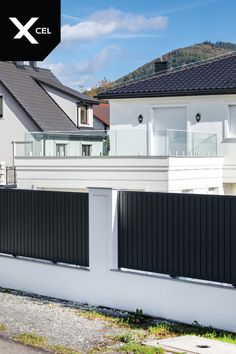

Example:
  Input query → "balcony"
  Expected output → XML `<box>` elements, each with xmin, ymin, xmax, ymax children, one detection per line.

<box><xmin>13</xmin><ymin>129</ymin><xmax>219</xmax><ymax>158</ymax></box>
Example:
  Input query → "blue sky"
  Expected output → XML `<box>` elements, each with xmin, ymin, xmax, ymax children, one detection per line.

<box><xmin>43</xmin><ymin>0</ymin><xmax>236</xmax><ymax>90</ymax></box>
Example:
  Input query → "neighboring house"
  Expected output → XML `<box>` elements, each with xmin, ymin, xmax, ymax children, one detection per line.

<box><xmin>93</xmin><ymin>103</ymin><xmax>110</xmax><ymax>130</ymax></box>
<box><xmin>0</xmin><ymin>60</ymin><xmax>102</xmax><ymax>167</ymax></box>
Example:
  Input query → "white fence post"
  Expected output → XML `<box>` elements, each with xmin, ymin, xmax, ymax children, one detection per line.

<box><xmin>0</xmin><ymin>161</ymin><xmax>6</xmax><ymax>185</ymax></box>
<box><xmin>88</xmin><ymin>188</ymin><xmax>118</xmax><ymax>271</ymax></box>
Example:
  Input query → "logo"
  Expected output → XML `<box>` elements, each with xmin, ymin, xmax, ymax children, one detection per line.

<box><xmin>9</xmin><ymin>17</ymin><xmax>53</xmax><ymax>45</ymax></box>
<box><xmin>10</xmin><ymin>18</ymin><xmax>39</xmax><ymax>44</ymax></box>
<box><xmin>0</xmin><ymin>0</ymin><xmax>61</xmax><ymax>61</ymax></box>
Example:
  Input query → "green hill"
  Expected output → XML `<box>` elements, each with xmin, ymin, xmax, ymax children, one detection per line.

<box><xmin>114</xmin><ymin>41</ymin><xmax>236</xmax><ymax>85</ymax></box>
<box><xmin>85</xmin><ymin>41</ymin><xmax>236</xmax><ymax>99</ymax></box>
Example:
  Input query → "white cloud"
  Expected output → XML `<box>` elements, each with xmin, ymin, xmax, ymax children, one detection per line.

<box><xmin>159</xmin><ymin>0</ymin><xmax>223</xmax><ymax>15</ymax></box>
<box><xmin>110</xmin><ymin>33</ymin><xmax>164</xmax><ymax>39</ymax></box>
<box><xmin>43</xmin><ymin>45</ymin><xmax>119</xmax><ymax>89</ymax></box>
<box><xmin>62</xmin><ymin>14</ymin><xmax>82</xmax><ymax>21</ymax></box>
<box><xmin>61</xmin><ymin>8</ymin><xmax>168</xmax><ymax>43</ymax></box>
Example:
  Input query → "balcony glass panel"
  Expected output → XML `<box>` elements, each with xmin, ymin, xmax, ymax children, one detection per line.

<box><xmin>14</xmin><ymin>129</ymin><xmax>219</xmax><ymax>158</ymax></box>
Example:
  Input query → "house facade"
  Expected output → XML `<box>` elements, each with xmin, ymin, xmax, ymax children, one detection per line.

<box><xmin>97</xmin><ymin>52</ymin><xmax>236</xmax><ymax>195</ymax></box>
<box><xmin>0</xmin><ymin>61</ymin><xmax>105</xmax><ymax>168</ymax></box>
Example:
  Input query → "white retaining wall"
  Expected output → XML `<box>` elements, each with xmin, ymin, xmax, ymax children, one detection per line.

<box><xmin>0</xmin><ymin>188</ymin><xmax>235</xmax><ymax>332</ymax></box>
<box><xmin>15</xmin><ymin>156</ymin><xmax>224</xmax><ymax>194</ymax></box>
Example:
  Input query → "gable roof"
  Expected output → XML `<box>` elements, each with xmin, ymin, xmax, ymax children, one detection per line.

<box><xmin>0</xmin><ymin>62</ymin><xmax>98</xmax><ymax>131</ymax></box>
<box><xmin>98</xmin><ymin>52</ymin><xmax>236</xmax><ymax>99</ymax></box>
<box><xmin>35</xmin><ymin>77</ymin><xmax>98</xmax><ymax>105</ymax></box>
<box><xmin>93</xmin><ymin>104</ymin><xmax>110</xmax><ymax>126</ymax></box>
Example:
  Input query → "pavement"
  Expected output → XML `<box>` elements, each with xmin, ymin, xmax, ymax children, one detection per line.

<box><xmin>0</xmin><ymin>336</ymin><xmax>47</xmax><ymax>354</ymax></box>
<box><xmin>145</xmin><ymin>335</ymin><xmax>236</xmax><ymax>354</ymax></box>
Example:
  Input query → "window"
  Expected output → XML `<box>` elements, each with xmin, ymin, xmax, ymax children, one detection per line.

<box><xmin>0</xmin><ymin>96</ymin><xmax>3</xmax><ymax>118</ymax></box>
<box><xmin>228</xmin><ymin>105</ymin><xmax>236</xmax><ymax>137</ymax></box>
<box><xmin>56</xmin><ymin>144</ymin><xmax>67</xmax><ymax>157</ymax></box>
<box><xmin>182</xmin><ymin>189</ymin><xmax>194</xmax><ymax>194</ymax></box>
<box><xmin>208</xmin><ymin>187</ymin><xmax>218</xmax><ymax>195</ymax></box>
<box><xmin>82</xmin><ymin>144</ymin><xmax>92</xmax><ymax>157</ymax></box>
<box><xmin>80</xmin><ymin>106</ymin><xmax>88</xmax><ymax>125</ymax></box>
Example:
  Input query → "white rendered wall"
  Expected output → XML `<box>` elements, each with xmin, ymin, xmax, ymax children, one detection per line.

<box><xmin>168</xmin><ymin>157</ymin><xmax>224</xmax><ymax>194</ymax></box>
<box><xmin>43</xmin><ymin>85</ymin><xmax>93</xmax><ymax>128</ymax></box>
<box><xmin>14</xmin><ymin>156</ymin><xmax>224</xmax><ymax>194</ymax></box>
<box><xmin>0</xmin><ymin>83</ymin><xmax>39</xmax><ymax>166</ymax></box>
<box><xmin>109</xmin><ymin>95</ymin><xmax>229</xmax><ymax>136</ymax></box>
<box><xmin>0</xmin><ymin>188</ymin><xmax>235</xmax><ymax>332</ymax></box>
<box><xmin>109</xmin><ymin>94</ymin><xmax>236</xmax><ymax>186</ymax></box>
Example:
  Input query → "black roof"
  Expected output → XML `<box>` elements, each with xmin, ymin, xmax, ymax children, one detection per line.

<box><xmin>0</xmin><ymin>62</ymin><xmax>98</xmax><ymax>132</ymax></box>
<box><xmin>98</xmin><ymin>52</ymin><xmax>236</xmax><ymax>99</ymax></box>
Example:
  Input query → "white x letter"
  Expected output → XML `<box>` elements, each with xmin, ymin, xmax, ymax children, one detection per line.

<box><xmin>9</xmin><ymin>17</ymin><xmax>39</xmax><ymax>44</ymax></box>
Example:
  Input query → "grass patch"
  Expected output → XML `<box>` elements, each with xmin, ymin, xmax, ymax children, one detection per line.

<box><xmin>50</xmin><ymin>344</ymin><xmax>81</xmax><ymax>354</ymax></box>
<box><xmin>1</xmin><ymin>288</ymin><xmax>12</xmax><ymax>294</ymax></box>
<box><xmin>0</xmin><ymin>323</ymin><xmax>7</xmax><ymax>331</ymax></box>
<box><xmin>75</xmin><ymin>309</ymin><xmax>130</xmax><ymax>328</ymax></box>
<box><xmin>13</xmin><ymin>333</ymin><xmax>81</xmax><ymax>354</ymax></box>
<box><xmin>76</xmin><ymin>308</ymin><xmax>150</xmax><ymax>329</ymax></box>
<box><xmin>148</xmin><ymin>321</ymin><xmax>236</xmax><ymax>344</ymax></box>
<box><xmin>110</xmin><ymin>331</ymin><xmax>162</xmax><ymax>354</ymax></box>
<box><xmin>119</xmin><ymin>343</ymin><xmax>164</xmax><ymax>353</ymax></box>
<box><xmin>13</xmin><ymin>333</ymin><xmax>47</xmax><ymax>348</ymax></box>
<box><xmin>113</xmin><ymin>331</ymin><xmax>147</xmax><ymax>344</ymax></box>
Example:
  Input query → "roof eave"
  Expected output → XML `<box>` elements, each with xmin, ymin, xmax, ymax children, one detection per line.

<box><xmin>98</xmin><ymin>88</ymin><xmax>236</xmax><ymax>100</ymax></box>
<box><xmin>35</xmin><ymin>78</ymin><xmax>99</xmax><ymax>105</ymax></box>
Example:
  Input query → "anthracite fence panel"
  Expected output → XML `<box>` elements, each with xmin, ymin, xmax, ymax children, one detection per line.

<box><xmin>118</xmin><ymin>191</ymin><xmax>236</xmax><ymax>285</ymax></box>
<box><xmin>0</xmin><ymin>189</ymin><xmax>89</xmax><ymax>266</ymax></box>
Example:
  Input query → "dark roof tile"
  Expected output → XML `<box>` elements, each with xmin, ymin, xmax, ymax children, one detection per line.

<box><xmin>98</xmin><ymin>52</ymin><xmax>236</xmax><ymax>99</ymax></box>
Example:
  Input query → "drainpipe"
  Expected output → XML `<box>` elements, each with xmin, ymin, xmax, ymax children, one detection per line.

<box><xmin>12</xmin><ymin>142</ymin><xmax>15</xmax><ymax>167</ymax></box>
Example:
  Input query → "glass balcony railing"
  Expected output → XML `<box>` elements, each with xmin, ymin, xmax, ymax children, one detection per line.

<box><xmin>153</xmin><ymin>130</ymin><xmax>218</xmax><ymax>157</ymax></box>
<box><xmin>13</xmin><ymin>129</ymin><xmax>219</xmax><ymax>158</ymax></box>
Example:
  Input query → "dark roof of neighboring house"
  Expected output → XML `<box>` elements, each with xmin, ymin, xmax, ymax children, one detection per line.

<box><xmin>93</xmin><ymin>104</ymin><xmax>110</xmax><ymax>126</ymax></box>
<box><xmin>0</xmin><ymin>61</ymin><xmax>98</xmax><ymax>131</ymax></box>
<box><xmin>98</xmin><ymin>52</ymin><xmax>236</xmax><ymax>99</ymax></box>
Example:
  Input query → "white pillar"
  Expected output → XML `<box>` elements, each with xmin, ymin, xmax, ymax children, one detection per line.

<box><xmin>88</xmin><ymin>188</ymin><xmax>118</xmax><ymax>271</ymax></box>
<box><xmin>0</xmin><ymin>161</ymin><xmax>5</xmax><ymax>185</ymax></box>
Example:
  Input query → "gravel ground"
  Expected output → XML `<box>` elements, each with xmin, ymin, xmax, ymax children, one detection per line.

<box><xmin>0</xmin><ymin>288</ymin><xmax>130</xmax><ymax>352</ymax></box>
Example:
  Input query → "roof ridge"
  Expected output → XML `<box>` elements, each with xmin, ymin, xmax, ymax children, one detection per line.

<box><xmin>101</xmin><ymin>50</ymin><xmax>236</xmax><ymax>92</ymax></box>
<box><xmin>26</xmin><ymin>65</ymin><xmax>52</xmax><ymax>72</ymax></box>
<box><xmin>6</xmin><ymin>61</ymin><xmax>52</xmax><ymax>72</ymax></box>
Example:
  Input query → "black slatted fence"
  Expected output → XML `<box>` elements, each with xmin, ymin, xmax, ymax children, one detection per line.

<box><xmin>0</xmin><ymin>189</ymin><xmax>89</xmax><ymax>266</ymax></box>
<box><xmin>118</xmin><ymin>191</ymin><xmax>236</xmax><ymax>285</ymax></box>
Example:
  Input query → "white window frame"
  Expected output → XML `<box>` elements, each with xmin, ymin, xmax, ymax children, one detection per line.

<box><xmin>224</xmin><ymin>103</ymin><xmax>236</xmax><ymax>140</ymax></box>
<box><xmin>148</xmin><ymin>103</ymin><xmax>190</xmax><ymax>156</ymax></box>
<box><xmin>80</xmin><ymin>105</ymin><xmax>88</xmax><ymax>125</ymax></box>
<box><xmin>56</xmin><ymin>143</ymin><xmax>67</xmax><ymax>157</ymax></box>
<box><xmin>82</xmin><ymin>144</ymin><xmax>92</xmax><ymax>157</ymax></box>
<box><xmin>77</xmin><ymin>105</ymin><xmax>93</xmax><ymax>128</ymax></box>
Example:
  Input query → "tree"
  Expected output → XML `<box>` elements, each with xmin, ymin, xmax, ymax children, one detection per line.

<box><xmin>84</xmin><ymin>78</ymin><xmax>113</xmax><ymax>102</ymax></box>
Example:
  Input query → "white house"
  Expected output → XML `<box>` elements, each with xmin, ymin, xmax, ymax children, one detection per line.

<box><xmin>96</xmin><ymin>52</ymin><xmax>236</xmax><ymax>195</ymax></box>
<box><xmin>0</xmin><ymin>60</ymin><xmax>107</xmax><ymax>171</ymax></box>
